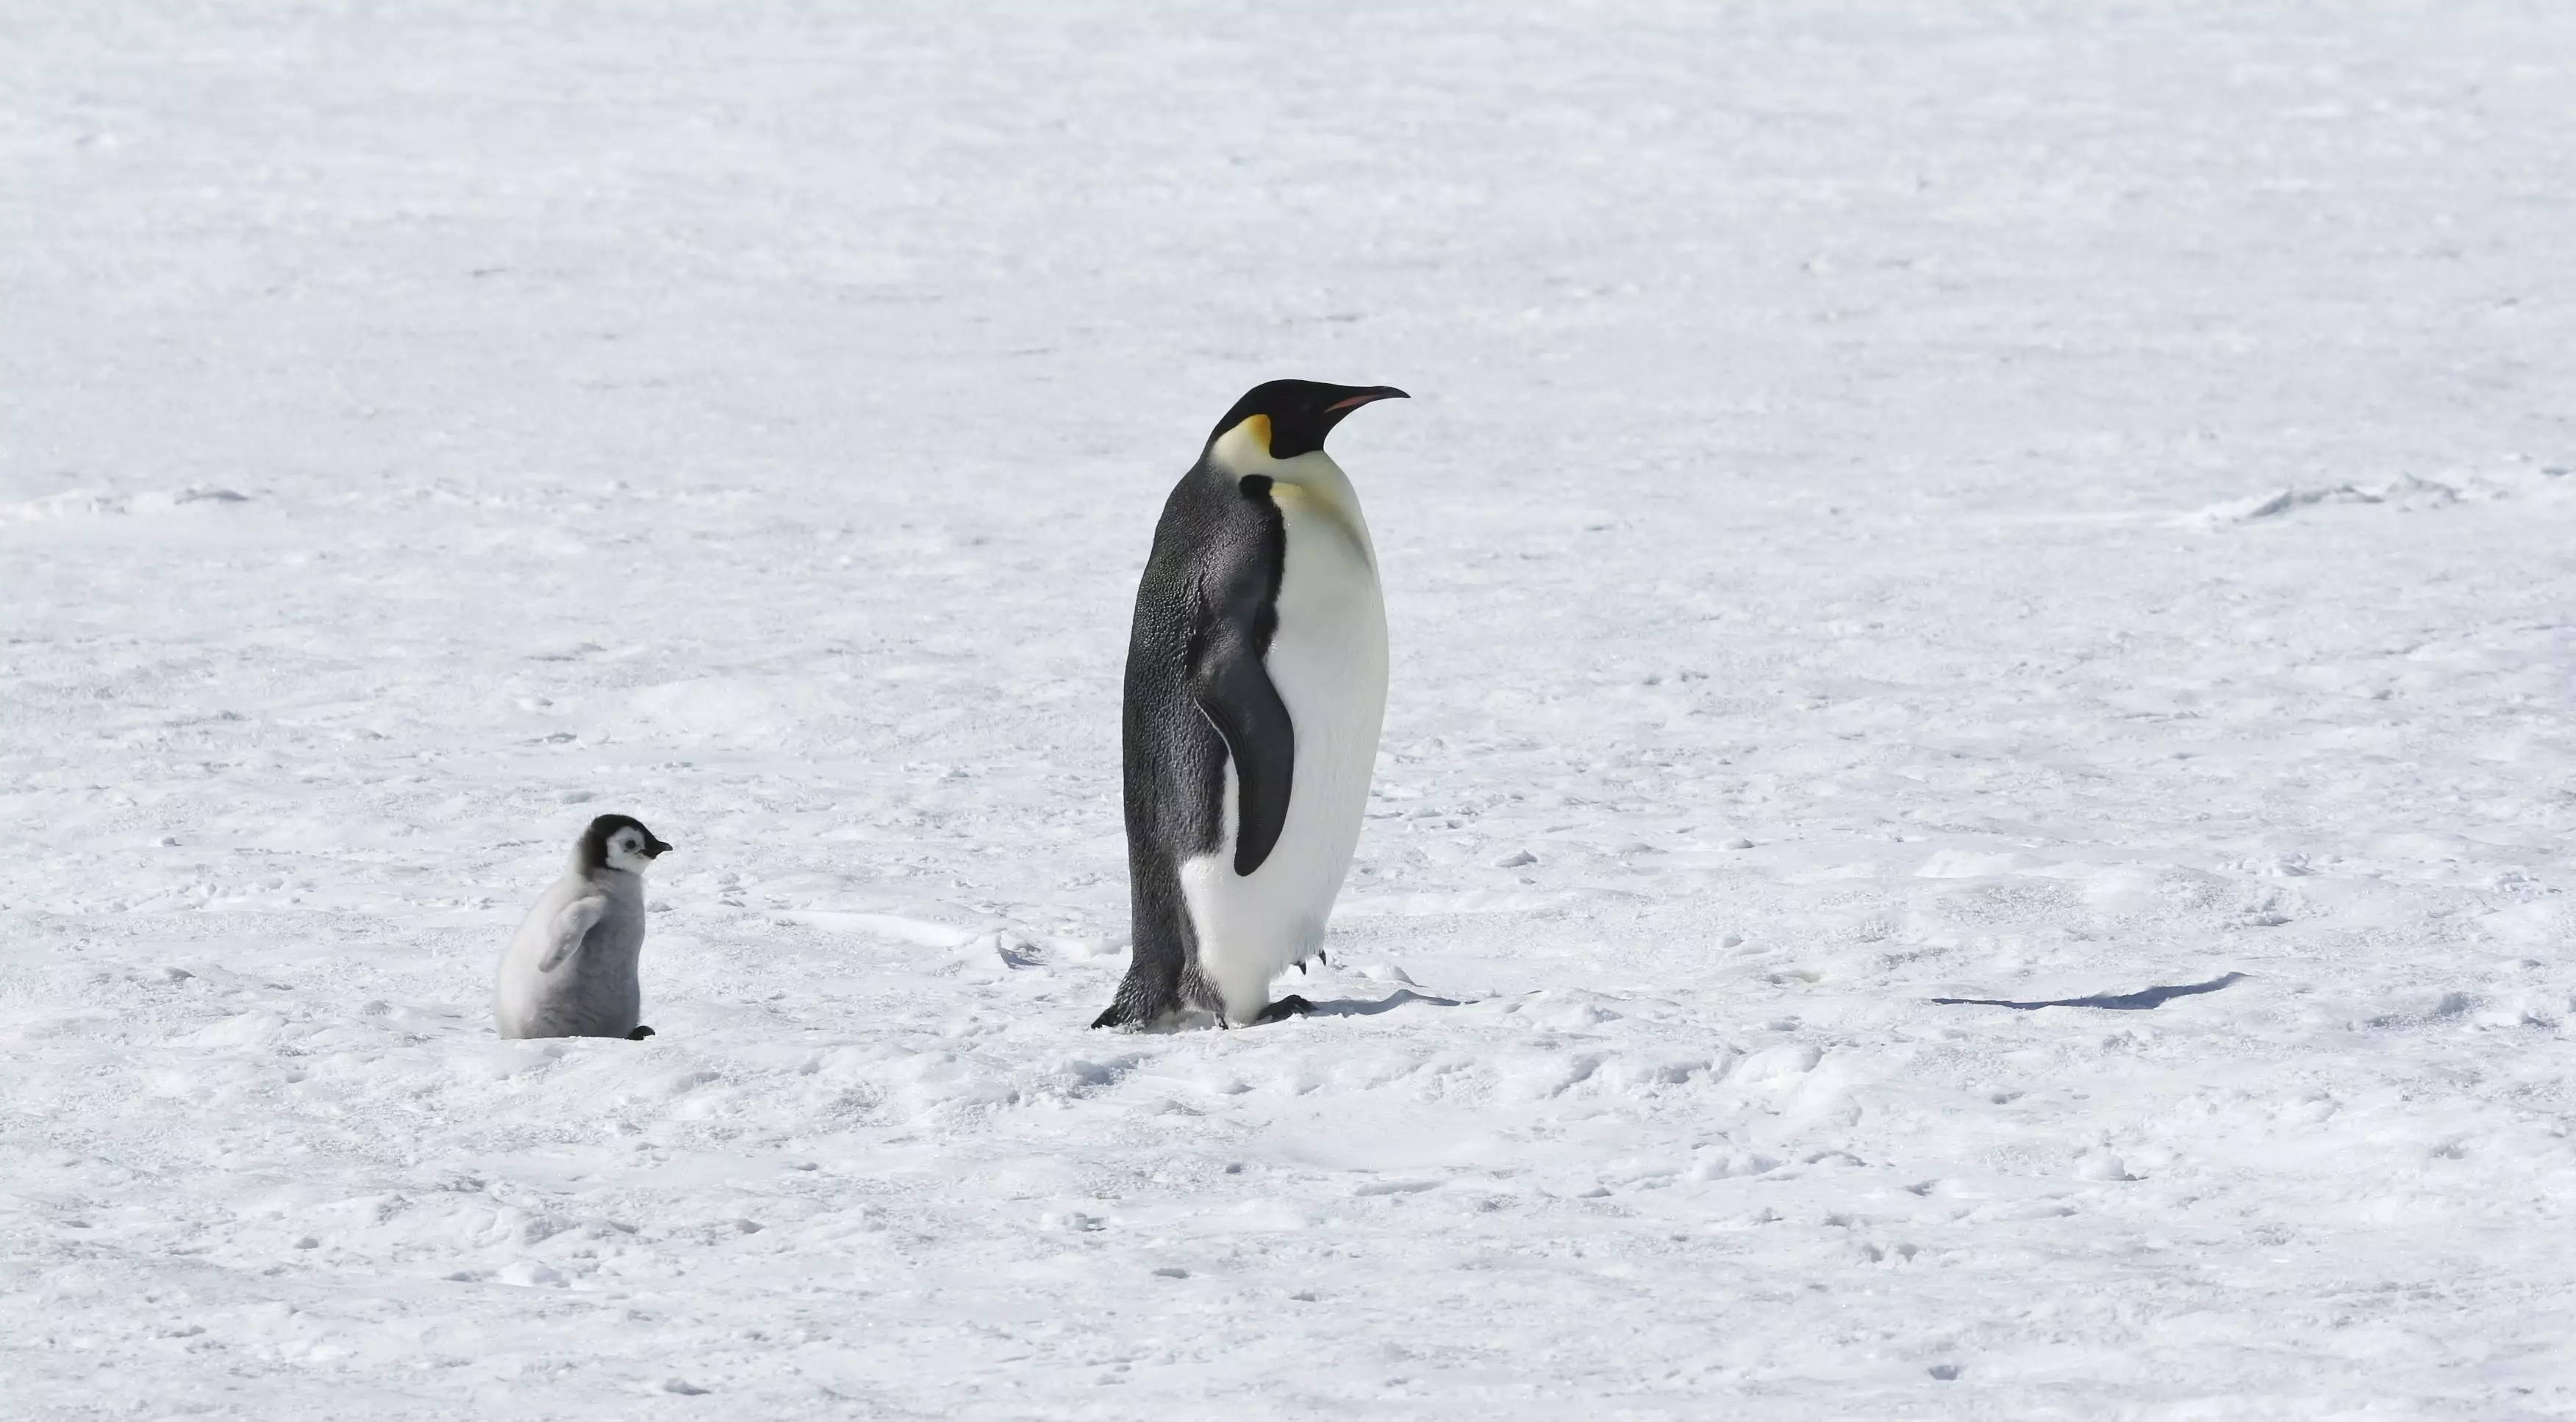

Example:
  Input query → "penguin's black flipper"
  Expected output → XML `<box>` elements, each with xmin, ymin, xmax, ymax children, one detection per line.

<box><xmin>627</xmin><ymin>1025</ymin><xmax>655</xmax><ymax>1040</ymax></box>
<box><xmin>1189</xmin><ymin>624</ymin><xmax>1294</xmax><ymax>876</ymax></box>
<box><xmin>1253</xmin><ymin>995</ymin><xmax>1314</xmax><ymax>1024</ymax></box>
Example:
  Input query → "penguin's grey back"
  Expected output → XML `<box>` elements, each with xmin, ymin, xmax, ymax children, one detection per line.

<box><xmin>1101</xmin><ymin>462</ymin><xmax>1289</xmax><ymax>1023</ymax></box>
<box><xmin>1123</xmin><ymin>462</ymin><xmax>1287</xmax><ymax>868</ymax></box>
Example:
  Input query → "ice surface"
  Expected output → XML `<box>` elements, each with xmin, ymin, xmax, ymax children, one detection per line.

<box><xmin>5</xmin><ymin>2</ymin><xmax>2575</xmax><ymax>1416</ymax></box>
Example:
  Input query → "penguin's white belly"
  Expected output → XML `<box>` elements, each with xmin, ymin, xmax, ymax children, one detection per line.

<box><xmin>1181</xmin><ymin>485</ymin><xmax>1388</xmax><ymax>1023</ymax></box>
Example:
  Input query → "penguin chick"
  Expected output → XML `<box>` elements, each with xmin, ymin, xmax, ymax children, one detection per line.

<box><xmin>495</xmin><ymin>814</ymin><xmax>672</xmax><ymax>1040</ymax></box>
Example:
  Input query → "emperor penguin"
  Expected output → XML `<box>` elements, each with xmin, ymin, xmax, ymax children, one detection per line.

<box><xmin>1093</xmin><ymin>379</ymin><xmax>1406</xmax><ymax>1029</ymax></box>
<box><xmin>495</xmin><ymin>813</ymin><xmax>672</xmax><ymax>1041</ymax></box>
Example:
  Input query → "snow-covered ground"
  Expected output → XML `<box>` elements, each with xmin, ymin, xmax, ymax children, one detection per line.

<box><xmin>7</xmin><ymin>2</ymin><xmax>2576</xmax><ymax>1415</ymax></box>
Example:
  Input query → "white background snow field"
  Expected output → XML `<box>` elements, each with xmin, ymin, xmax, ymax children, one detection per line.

<box><xmin>5</xmin><ymin>2</ymin><xmax>2575</xmax><ymax>1416</ymax></box>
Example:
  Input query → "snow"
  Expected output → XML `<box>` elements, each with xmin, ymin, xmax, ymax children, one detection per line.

<box><xmin>5</xmin><ymin>1</ymin><xmax>2575</xmax><ymax>1415</ymax></box>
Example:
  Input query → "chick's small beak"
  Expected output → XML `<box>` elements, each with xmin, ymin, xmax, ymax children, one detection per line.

<box><xmin>646</xmin><ymin>838</ymin><xmax>673</xmax><ymax>858</ymax></box>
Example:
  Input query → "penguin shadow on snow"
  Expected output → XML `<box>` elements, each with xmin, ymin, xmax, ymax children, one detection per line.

<box><xmin>1295</xmin><ymin>987</ymin><xmax>1467</xmax><ymax>1018</ymax></box>
<box><xmin>1121</xmin><ymin>987</ymin><xmax>1467</xmax><ymax>1032</ymax></box>
<box><xmin>1929</xmin><ymin>971</ymin><xmax>2248</xmax><ymax>1012</ymax></box>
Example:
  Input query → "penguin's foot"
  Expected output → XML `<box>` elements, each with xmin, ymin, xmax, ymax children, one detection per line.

<box><xmin>1252</xmin><ymin>995</ymin><xmax>1314</xmax><ymax>1025</ymax></box>
<box><xmin>1092</xmin><ymin>1001</ymin><xmax>1159</xmax><ymax>1031</ymax></box>
<box><xmin>627</xmin><ymin>1025</ymin><xmax>656</xmax><ymax>1041</ymax></box>
<box><xmin>1092</xmin><ymin>1001</ymin><xmax>1209</xmax><ymax>1032</ymax></box>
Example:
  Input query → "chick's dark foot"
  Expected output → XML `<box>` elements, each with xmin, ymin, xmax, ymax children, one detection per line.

<box><xmin>1253</xmin><ymin>995</ymin><xmax>1314</xmax><ymax>1025</ymax></box>
<box><xmin>627</xmin><ymin>1025</ymin><xmax>656</xmax><ymax>1040</ymax></box>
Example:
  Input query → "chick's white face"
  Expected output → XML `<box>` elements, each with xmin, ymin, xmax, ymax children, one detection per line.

<box><xmin>604</xmin><ymin>827</ymin><xmax>659</xmax><ymax>874</ymax></box>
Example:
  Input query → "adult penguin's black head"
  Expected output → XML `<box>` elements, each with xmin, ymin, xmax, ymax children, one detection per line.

<box><xmin>1206</xmin><ymin>380</ymin><xmax>1409</xmax><ymax>462</ymax></box>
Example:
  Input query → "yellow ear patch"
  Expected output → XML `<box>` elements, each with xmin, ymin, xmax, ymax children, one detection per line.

<box><xmin>1239</xmin><ymin>412</ymin><xmax>1273</xmax><ymax>455</ymax></box>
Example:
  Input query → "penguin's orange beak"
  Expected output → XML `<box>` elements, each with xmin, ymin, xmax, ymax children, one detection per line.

<box><xmin>1323</xmin><ymin>386</ymin><xmax>1408</xmax><ymax>415</ymax></box>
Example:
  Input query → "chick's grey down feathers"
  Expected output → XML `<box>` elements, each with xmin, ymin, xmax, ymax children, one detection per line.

<box><xmin>494</xmin><ymin>814</ymin><xmax>670</xmax><ymax>1040</ymax></box>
